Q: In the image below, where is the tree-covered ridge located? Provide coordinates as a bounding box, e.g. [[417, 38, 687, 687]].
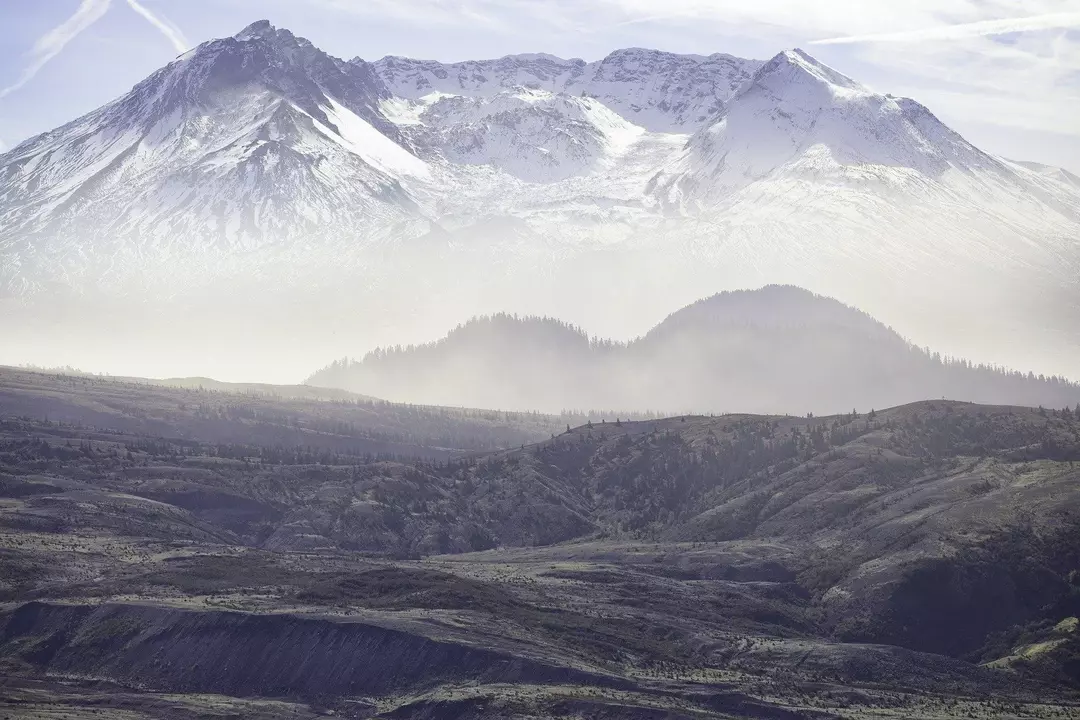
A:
[[308, 286, 1080, 413]]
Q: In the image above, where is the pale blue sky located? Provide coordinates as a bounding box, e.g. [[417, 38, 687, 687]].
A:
[[1, 0, 1078, 172]]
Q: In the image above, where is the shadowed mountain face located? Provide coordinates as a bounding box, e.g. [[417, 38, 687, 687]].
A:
[[0, 366, 601, 459], [308, 286, 1080, 414], [2, 370, 1080, 716]]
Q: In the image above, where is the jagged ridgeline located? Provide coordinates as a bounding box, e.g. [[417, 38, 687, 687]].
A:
[[308, 286, 1080, 414]]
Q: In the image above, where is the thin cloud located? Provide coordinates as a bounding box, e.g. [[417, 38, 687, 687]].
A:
[[0, 0, 113, 98], [811, 12, 1080, 45], [316, 0, 509, 31], [125, 0, 189, 54]]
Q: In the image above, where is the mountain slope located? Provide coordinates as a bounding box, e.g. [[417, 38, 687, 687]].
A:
[[6, 377, 1080, 708], [4, 383, 1080, 710], [307, 286, 1080, 414], [401, 88, 644, 182], [0, 20, 431, 294], [1011, 159, 1080, 191]]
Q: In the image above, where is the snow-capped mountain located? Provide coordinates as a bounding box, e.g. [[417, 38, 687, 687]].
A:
[[1, 20, 1079, 380], [654, 50, 1064, 201], [0, 20, 432, 292]]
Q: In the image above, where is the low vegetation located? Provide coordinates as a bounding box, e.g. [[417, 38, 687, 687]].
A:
[[2, 368, 1080, 718]]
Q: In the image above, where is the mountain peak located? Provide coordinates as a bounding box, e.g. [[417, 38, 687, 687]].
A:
[[235, 19, 276, 41], [754, 48, 864, 94], [661, 43, 1011, 203], [600, 47, 688, 61]]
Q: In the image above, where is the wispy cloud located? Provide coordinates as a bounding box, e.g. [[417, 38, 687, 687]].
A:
[[315, 0, 508, 30], [0, 0, 191, 99], [811, 12, 1080, 45], [0, 0, 112, 98], [125, 0, 189, 53]]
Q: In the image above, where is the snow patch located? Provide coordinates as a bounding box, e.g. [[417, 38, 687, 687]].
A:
[[318, 97, 430, 179], [379, 97, 426, 126]]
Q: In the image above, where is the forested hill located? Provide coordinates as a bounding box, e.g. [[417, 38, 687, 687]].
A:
[[308, 286, 1080, 414]]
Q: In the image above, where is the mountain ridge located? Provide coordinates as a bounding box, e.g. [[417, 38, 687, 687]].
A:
[[366, 46, 762, 132], [307, 286, 1080, 414]]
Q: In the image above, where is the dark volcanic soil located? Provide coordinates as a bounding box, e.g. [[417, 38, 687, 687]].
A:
[[2, 368, 1080, 718]]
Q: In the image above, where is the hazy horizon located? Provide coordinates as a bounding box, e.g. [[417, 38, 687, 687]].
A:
[[6, 284, 1079, 399]]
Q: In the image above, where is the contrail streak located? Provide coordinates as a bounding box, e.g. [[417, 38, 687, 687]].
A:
[[0, 0, 113, 98], [126, 0, 189, 53], [810, 12, 1080, 45]]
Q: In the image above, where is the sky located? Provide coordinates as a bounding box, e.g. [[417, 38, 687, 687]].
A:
[[0, 0, 1078, 171]]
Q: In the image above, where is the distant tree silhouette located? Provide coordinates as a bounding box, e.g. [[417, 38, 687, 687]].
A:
[[305, 287, 1080, 415]]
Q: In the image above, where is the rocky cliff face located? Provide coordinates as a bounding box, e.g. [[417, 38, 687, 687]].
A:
[[370, 47, 762, 131]]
